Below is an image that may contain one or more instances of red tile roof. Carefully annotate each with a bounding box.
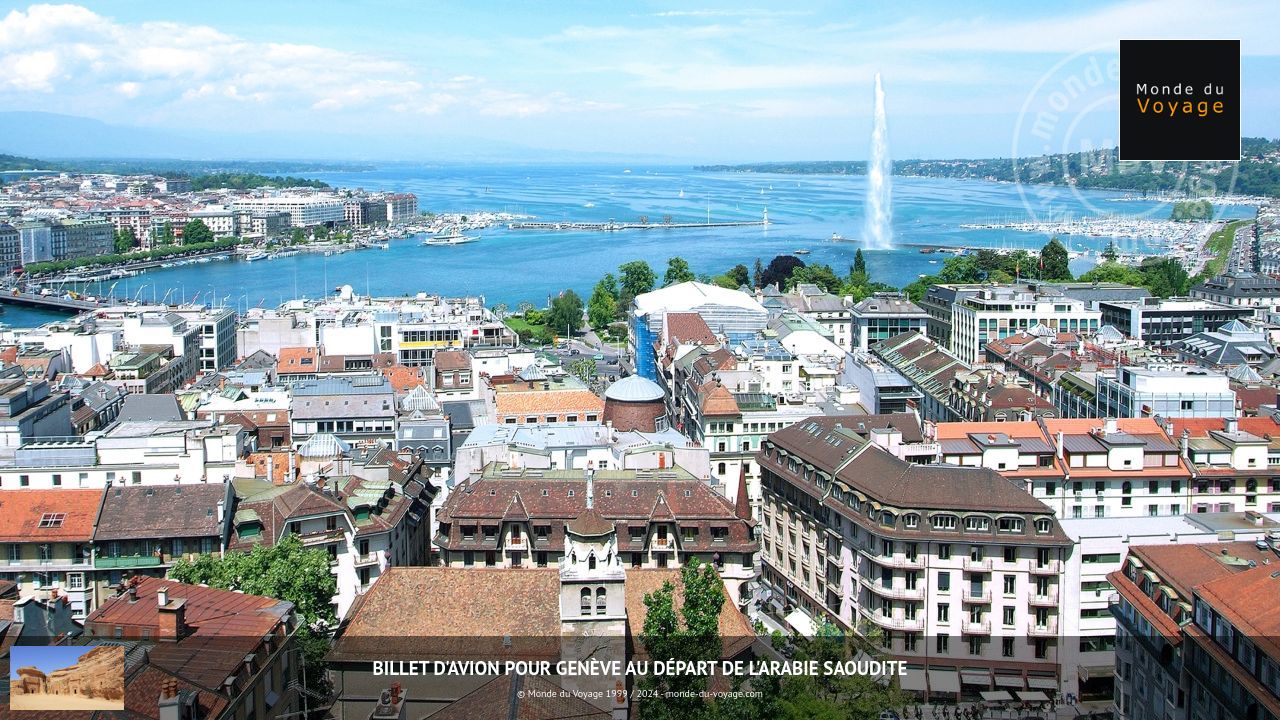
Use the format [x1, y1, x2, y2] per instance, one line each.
[1169, 416, 1280, 438]
[0, 489, 102, 542]
[380, 365, 424, 394]
[433, 350, 472, 371]
[276, 347, 317, 374]
[665, 312, 718, 346]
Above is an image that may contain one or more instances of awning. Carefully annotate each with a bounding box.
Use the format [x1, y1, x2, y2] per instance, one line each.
[994, 674, 1023, 688]
[900, 666, 927, 692]
[961, 669, 990, 685]
[1026, 677, 1058, 690]
[980, 690, 1013, 702]
[928, 669, 961, 694]
[785, 609, 816, 638]
[1018, 690, 1050, 702]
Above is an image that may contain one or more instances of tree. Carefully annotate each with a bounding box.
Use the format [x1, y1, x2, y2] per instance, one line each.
[313, 225, 330, 241]
[664, 257, 696, 287]
[1039, 238, 1072, 281]
[619, 260, 656, 299]
[546, 289, 585, 336]
[758, 255, 806, 290]
[567, 357, 597, 385]
[1102, 240, 1119, 262]
[169, 534, 337, 702]
[637, 559, 724, 720]
[726, 264, 750, 288]
[492, 302, 509, 319]
[853, 249, 867, 276]
[158, 222, 176, 247]
[789, 263, 842, 293]
[588, 276, 619, 329]
[290, 227, 306, 245]
[182, 219, 214, 246]
[1140, 257, 1191, 297]
[752, 258, 764, 288]
[113, 228, 136, 254]
[765, 622, 907, 719]
[1078, 261, 1143, 285]
[516, 301, 535, 316]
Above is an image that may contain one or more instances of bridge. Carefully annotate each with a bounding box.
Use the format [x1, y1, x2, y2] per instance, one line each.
[0, 289, 104, 313]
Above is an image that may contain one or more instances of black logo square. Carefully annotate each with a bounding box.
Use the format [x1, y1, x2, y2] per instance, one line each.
[1119, 39, 1240, 161]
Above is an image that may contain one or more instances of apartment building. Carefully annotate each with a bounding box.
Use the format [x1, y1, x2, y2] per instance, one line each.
[0, 222, 21, 272]
[950, 285, 1101, 364]
[230, 195, 345, 227]
[850, 293, 929, 352]
[289, 376, 397, 446]
[0, 489, 99, 617]
[872, 331, 970, 422]
[1169, 416, 1280, 514]
[433, 464, 759, 605]
[228, 449, 435, 618]
[773, 283, 855, 351]
[0, 365, 74, 462]
[1191, 270, 1280, 317]
[759, 416, 1073, 698]
[1109, 541, 1280, 720]
[384, 193, 419, 223]
[83, 577, 300, 720]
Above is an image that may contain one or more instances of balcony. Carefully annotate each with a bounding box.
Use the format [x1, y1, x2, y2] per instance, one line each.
[1028, 618, 1059, 636]
[5, 558, 93, 570]
[963, 588, 992, 603]
[861, 548, 924, 569]
[651, 537, 675, 552]
[299, 529, 345, 547]
[961, 619, 992, 634]
[95, 555, 164, 569]
[1030, 560, 1062, 575]
[868, 613, 924, 631]
[506, 536, 526, 550]
[1029, 593, 1059, 607]
[963, 557, 993, 571]
[353, 552, 381, 567]
[864, 580, 925, 601]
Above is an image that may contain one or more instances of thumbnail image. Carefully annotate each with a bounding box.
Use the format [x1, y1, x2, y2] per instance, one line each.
[8, 645, 125, 711]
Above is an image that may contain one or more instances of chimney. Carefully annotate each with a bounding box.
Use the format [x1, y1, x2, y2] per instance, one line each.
[216, 498, 225, 524]
[1103, 418, 1118, 435]
[158, 679, 184, 720]
[585, 462, 595, 509]
[370, 683, 408, 720]
[158, 593, 187, 642]
[1180, 429, 1190, 459]
[1055, 431, 1064, 460]
[128, 586, 138, 603]
[1225, 417, 1239, 434]
[157, 586, 168, 607]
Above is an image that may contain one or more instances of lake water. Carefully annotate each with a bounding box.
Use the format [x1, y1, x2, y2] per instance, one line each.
[5, 165, 1254, 327]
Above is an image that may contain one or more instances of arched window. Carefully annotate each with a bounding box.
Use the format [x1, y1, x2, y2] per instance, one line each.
[588, 554, 597, 571]
[1247, 479, 1258, 492]
[1122, 482, 1132, 494]
[596, 588, 607, 615]
[580, 588, 591, 615]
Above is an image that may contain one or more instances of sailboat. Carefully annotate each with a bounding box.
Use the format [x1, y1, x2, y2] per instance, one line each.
[679, 189, 685, 198]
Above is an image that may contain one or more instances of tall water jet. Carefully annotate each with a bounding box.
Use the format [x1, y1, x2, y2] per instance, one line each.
[863, 73, 893, 250]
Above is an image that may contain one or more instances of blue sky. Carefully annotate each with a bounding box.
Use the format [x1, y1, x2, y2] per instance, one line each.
[0, 1, 1277, 161]
[8, 645, 114, 679]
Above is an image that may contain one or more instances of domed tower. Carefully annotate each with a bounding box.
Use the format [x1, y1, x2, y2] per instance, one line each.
[602, 375, 667, 432]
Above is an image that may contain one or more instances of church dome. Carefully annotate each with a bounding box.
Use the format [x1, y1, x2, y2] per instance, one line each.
[604, 375, 664, 403]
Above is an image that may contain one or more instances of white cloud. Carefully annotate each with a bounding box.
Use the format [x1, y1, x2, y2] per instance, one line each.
[0, 50, 60, 91]
[115, 81, 140, 98]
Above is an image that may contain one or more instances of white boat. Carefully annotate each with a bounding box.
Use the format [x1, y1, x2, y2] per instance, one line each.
[583, 202, 596, 208]
[831, 232, 846, 241]
[244, 251, 268, 262]
[794, 249, 811, 255]
[424, 230, 479, 246]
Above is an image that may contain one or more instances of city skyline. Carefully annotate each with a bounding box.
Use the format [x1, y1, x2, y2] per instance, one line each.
[1, 1, 1278, 162]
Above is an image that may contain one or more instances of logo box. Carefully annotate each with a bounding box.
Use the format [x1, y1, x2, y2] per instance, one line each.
[1119, 39, 1240, 161]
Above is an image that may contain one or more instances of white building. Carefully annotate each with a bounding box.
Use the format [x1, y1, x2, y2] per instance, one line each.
[231, 196, 345, 227]
[1094, 365, 1237, 419]
[951, 286, 1101, 363]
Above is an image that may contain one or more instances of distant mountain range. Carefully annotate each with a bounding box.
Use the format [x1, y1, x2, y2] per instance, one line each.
[0, 111, 676, 166]
[696, 138, 1280, 197]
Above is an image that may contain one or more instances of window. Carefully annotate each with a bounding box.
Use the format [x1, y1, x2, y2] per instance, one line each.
[936, 635, 949, 654]
[1002, 637, 1015, 657]
[1003, 607, 1015, 626]
[938, 544, 951, 560]
[996, 517, 1024, 533]
[937, 604, 950, 623]
[1002, 575, 1015, 595]
[937, 571, 950, 592]
[51, 474, 61, 487]
[19, 475, 29, 487]
[37, 513, 65, 529]
[595, 588, 607, 615]
[1003, 546, 1017, 563]
[580, 588, 592, 616]
[485, 551, 496, 567]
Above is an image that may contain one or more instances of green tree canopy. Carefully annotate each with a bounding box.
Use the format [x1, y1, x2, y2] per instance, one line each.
[853, 249, 867, 276]
[638, 559, 725, 720]
[619, 260, 657, 298]
[1039, 238, 1072, 281]
[759, 255, 806, 290]
[725, 264, 750, 288]
[113, 228, 137, 254]
[182, 218, 214, 246]
[546, 289, 585, 336]
[789, 262, 842, 293]
[588, 275, 620, 329]
[664, 257, 696, 286]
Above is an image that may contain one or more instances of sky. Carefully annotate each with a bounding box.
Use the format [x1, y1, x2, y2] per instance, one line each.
[0, 1, 1278, 162]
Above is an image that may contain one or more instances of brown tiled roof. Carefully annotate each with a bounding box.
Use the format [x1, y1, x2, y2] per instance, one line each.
[94, 484, 226, 541]
[665, 312, 718, 346]
[429, 674, 609, 720]
[276, 347, 317, 374]
[495, 390, 604, 418]
[698, 381, 739, 416]
[380, 365, 425, 393]
[566, 507, 613, 536]
[434, 350, 472, 371]
[1170, 416, 1280, 438]
[1129, 542, 1268, 600]
[84, 362, 113, 378]
[0, 489, 101, 542]
[123, 664, 230, 720]
[329, 567, 563, 662]
[1194, 564, 1280, 660]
